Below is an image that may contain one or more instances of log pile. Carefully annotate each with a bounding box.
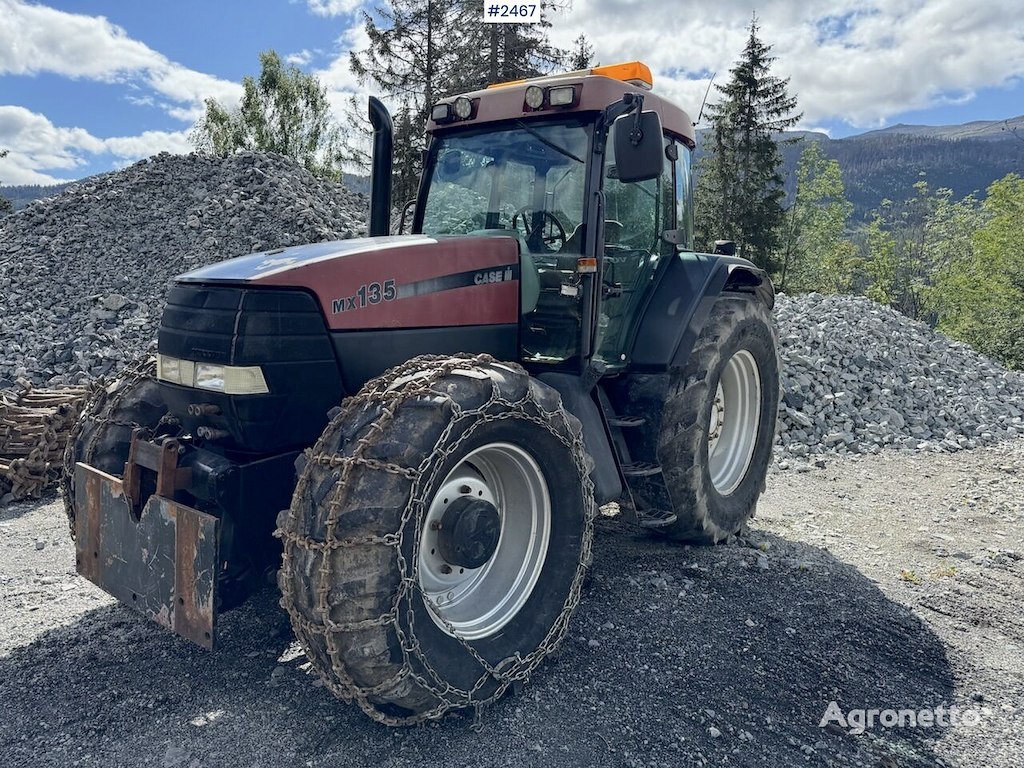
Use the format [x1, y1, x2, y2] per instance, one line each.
[0, 379, 92, 503]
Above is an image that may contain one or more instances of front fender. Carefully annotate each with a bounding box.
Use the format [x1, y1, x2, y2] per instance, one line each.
[627, 252, 773, 372]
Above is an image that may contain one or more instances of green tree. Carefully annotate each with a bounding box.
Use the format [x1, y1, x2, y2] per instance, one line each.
[462, 1, 567, 89]
[694, 17, 801, 270]
[857, 181, 980, 322]
[568, 34, 596, 70]
[777, 141, 854, 293]
[934, 174, 1024, 368]
[351, 0, 470, 204]
[191, 51, 343, 178]
[0, 149, 12, 215]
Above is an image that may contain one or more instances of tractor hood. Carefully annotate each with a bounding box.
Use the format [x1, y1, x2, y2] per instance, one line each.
[177, 234, 522, 330]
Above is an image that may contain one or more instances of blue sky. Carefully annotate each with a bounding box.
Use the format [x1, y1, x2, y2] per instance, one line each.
[2, 0, 1023, 185]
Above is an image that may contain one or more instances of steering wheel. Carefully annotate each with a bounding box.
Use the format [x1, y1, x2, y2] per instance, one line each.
[511, 207, 567, 252]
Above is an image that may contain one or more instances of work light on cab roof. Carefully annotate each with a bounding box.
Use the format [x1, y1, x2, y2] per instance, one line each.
[430, 60, 656, 123]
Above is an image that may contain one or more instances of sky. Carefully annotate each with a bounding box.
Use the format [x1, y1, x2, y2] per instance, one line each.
[1, 0, 1023, 185]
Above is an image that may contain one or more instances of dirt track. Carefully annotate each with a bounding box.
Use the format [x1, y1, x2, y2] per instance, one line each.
[1, 444, 1022, 768]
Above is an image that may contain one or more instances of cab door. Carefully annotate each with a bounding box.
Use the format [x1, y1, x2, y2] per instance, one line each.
[595, 135, 680, 367]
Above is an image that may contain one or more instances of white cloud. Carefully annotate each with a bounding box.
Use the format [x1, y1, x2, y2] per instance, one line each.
[0, 0, 242, 121]
[548, 0, 1024, 129]
[0, 105, 190, 184]
[286, 49, 314, 67]
[304, 0, 363, 17]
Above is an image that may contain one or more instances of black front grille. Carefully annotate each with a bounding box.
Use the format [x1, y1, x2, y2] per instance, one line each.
[157, 284, 343, 455]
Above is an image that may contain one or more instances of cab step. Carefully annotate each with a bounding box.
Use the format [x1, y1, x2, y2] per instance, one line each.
[636, 508, 678, 529]
[621, 462, 662, 477]
[607, 415, 645, 428]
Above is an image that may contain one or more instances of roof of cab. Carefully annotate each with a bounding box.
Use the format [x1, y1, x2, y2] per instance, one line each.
[425, 62, 696, 147]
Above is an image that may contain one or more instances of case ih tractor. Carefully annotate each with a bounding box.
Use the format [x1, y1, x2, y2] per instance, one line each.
[62, 62, 778, 725]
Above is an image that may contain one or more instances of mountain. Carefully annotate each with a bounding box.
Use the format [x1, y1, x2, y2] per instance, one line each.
[0, 182, 75, 212]
[856, 115, 1024, 141]
[697, 116, 1024, 222]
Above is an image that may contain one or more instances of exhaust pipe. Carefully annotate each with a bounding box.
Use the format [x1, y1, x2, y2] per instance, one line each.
[368, 96, 393, 237]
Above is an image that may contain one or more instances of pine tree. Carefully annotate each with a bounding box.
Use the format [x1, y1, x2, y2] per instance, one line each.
[450, 2, 567, 92]
[568, 34, 596, 70]
[694, 17, 801, 270]
[351, 0, 471, 203]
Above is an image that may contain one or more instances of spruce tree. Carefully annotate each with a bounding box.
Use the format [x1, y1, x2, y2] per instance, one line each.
[568, 34, 596, 70]
[695, 17, 801, 270]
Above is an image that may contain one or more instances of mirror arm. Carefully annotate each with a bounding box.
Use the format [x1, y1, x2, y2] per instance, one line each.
[627, 94, 646, 147]
[596, 92, 643, 154]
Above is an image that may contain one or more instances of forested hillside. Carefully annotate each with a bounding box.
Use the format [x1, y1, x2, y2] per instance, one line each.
[695, 119, 1024, 222]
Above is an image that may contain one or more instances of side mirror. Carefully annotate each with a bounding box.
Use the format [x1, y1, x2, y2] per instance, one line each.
[612, 110, 663, 183]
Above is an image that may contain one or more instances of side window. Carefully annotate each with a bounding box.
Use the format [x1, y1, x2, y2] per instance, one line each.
[597, 136, 675, 365]
[674, 142, 694, 249]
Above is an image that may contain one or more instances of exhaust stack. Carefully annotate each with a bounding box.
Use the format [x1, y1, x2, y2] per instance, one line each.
[368, 96, 393, 237]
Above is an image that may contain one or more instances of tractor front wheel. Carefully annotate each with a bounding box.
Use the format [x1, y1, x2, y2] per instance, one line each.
[276, 354, 594, 724]
[658, 295, 779, 542]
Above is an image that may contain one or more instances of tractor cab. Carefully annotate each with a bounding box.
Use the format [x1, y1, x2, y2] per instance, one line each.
[408, 62, 696, 371]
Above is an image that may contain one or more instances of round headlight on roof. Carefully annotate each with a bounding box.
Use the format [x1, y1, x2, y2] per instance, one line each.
[454, 96, 473, 119]
[524, 85, 544, 109]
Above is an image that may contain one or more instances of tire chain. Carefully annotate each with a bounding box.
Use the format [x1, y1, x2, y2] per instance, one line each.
[276, 352, 596, 726]
[60, 356, 180, 538]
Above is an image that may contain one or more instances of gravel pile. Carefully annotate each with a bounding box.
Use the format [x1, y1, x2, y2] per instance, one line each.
[0, 151, 366, 387]
[774, 293, 1024, 466]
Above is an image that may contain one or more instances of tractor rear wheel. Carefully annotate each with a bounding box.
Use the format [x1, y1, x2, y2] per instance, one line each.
[276, 354, 594, 725]
[61, 358, 172, 538]
[658, 295, 779, 542]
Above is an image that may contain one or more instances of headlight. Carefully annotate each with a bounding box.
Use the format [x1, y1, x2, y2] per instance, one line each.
[524, 85, 544, 109]
[431, 102, 452, 122]
[548, 86, 576, 106]
[157, 355, 269, 395]
[453, 96, 473, 119]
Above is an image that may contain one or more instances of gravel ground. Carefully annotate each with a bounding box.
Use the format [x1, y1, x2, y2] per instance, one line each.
[1, 443, 1022, 768]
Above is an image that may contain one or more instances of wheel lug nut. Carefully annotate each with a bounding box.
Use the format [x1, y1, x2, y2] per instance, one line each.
[430, 520, 442, 531]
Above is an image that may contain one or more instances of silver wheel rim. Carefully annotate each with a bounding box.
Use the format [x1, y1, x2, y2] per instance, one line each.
[418, 442, 551, 640]
[707, 349, 762, 495]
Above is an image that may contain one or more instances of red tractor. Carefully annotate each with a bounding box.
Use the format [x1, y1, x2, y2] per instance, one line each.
[63, 61, 778, 725]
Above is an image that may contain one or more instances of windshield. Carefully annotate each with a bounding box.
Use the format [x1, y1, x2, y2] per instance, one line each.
[420, 122, 590, 254]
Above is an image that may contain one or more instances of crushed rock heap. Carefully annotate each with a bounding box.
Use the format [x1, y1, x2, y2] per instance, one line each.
[0, 151, 366, 387]
[773, 293, 1024, 466]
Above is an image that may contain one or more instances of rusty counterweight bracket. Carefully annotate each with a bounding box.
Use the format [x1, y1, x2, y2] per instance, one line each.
[122, 430, 193, 510]
[75, 434, 220, 650]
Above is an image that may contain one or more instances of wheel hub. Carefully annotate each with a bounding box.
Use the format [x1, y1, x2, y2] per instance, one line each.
[436, 497, 501, 569]
[417, 442, 551, 640]
[707, 349, 762, 495]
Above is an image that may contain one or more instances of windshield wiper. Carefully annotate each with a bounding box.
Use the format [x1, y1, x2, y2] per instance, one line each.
[514, 121, 585, 164]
